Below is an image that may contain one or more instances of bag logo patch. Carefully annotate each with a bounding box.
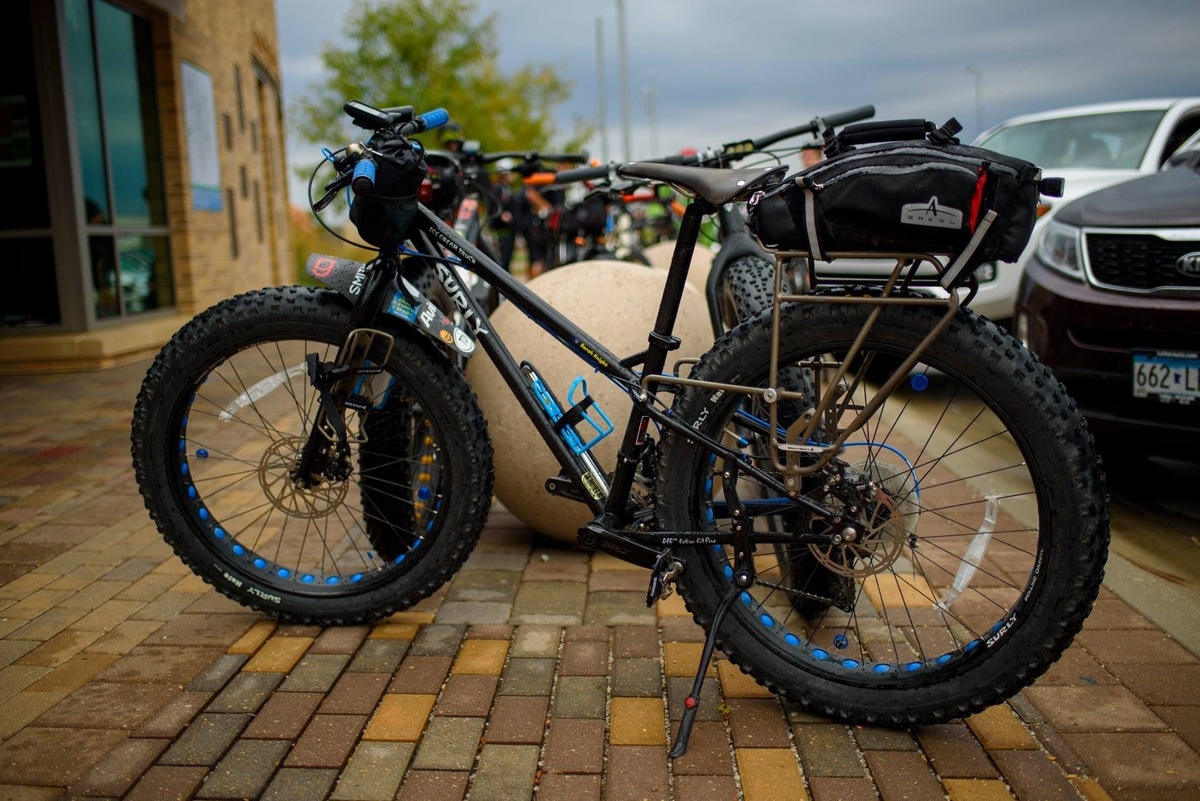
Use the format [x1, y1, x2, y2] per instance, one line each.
[901, 196, 963, 230]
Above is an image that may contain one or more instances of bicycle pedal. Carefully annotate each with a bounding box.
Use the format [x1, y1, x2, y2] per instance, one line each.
[645, 550, 683, 607]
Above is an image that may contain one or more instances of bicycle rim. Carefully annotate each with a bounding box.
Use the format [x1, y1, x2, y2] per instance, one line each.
[171, 334, 447, 595]
[688, 334, 1055, 688]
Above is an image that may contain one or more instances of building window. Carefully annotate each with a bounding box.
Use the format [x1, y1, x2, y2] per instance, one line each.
[234, 64, 244, 132]
[1, 1, 58, 326]
[226, 188, 238, 259]
[66, 0, 171, 320]
[253, 180, 263, 243]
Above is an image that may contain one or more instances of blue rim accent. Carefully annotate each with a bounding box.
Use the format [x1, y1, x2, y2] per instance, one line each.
[705, 482, 976, 680]
[179, 388, 445, 591]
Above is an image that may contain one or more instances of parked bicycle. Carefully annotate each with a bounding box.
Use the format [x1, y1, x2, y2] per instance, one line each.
[370, 139, 588, 312]
[551, 105, 878, 336]
[131, 100, 1109, 756]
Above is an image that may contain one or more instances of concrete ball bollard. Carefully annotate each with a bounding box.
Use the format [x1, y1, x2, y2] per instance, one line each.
[464, 259, 715, 542]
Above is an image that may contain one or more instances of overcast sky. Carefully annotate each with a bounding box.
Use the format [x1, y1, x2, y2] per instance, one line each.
[278, 0, 1200, 204]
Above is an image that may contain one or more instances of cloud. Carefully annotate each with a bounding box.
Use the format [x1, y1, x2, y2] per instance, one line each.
[277, 0, 1200, 202]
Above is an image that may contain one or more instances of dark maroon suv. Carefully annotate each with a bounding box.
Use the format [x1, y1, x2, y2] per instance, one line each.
[1014, 133, 1200, 457]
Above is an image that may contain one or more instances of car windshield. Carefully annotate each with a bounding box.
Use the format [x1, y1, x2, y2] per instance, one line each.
[976, 110, 1166, 170]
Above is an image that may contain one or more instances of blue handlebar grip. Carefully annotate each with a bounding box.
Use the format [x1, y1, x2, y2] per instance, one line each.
[418, 108, 450, 131]
[351, 158, 376, 197]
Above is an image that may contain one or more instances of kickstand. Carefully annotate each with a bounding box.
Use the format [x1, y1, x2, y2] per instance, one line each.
[670, 455, 756, 758]
[669, 579, 742, 757]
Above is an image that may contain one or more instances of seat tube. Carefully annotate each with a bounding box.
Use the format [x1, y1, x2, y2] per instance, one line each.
[603, 200, 714, 520]
[642, 200, 713, 380]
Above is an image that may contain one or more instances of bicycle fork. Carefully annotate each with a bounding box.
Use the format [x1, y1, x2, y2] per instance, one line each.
[291, 258, 402, 488]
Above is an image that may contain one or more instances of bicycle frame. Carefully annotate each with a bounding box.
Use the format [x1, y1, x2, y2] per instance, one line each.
[351, 201, 842, 563]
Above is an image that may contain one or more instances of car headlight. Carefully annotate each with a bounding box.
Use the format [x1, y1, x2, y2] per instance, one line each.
[1036, 220, 1083, 279]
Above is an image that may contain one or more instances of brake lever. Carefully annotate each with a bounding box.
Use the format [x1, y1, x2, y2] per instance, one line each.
[314, 174, 351, 212]
[583, 178, 645, 203]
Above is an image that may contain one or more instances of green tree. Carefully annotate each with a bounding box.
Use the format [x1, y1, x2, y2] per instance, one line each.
[294, 0, 581, 153]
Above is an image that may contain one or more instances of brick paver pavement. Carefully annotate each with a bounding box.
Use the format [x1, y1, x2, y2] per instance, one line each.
[1, 361, 1198, 800]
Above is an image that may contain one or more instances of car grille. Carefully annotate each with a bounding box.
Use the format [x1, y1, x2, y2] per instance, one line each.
[1070, 326, 1200, 353]
[1058, 372, 1200, 433]
[1085, 232, 1200, 293]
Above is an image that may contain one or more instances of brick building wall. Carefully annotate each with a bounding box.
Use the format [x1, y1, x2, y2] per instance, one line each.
[157, 0, 289, 315]
[0, 0, 290, 373]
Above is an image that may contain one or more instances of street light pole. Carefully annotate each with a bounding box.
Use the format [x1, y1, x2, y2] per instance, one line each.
[966, 66, 984, 135]
[596, 17, 609, 163]
[616, 0, 632, 162]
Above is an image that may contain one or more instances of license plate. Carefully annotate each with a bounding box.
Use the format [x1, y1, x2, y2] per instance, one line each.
[1132, 350, 1200, 403]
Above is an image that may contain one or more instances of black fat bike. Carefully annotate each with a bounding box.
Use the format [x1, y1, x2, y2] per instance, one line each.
[131, 101, 1109, 754]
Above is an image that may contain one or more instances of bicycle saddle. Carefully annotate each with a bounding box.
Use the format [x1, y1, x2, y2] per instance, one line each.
[617, 163, 789, 206]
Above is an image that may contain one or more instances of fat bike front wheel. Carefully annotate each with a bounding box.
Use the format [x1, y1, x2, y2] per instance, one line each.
[131, 287, 493, 624]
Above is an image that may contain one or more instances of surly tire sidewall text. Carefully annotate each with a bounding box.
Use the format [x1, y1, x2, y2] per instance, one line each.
[131, 287, 493, 625]
[656, 302, 1109, 725]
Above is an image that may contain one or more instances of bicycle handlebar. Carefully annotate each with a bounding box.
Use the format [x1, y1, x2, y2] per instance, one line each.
[554, 164, 614, 184]
[552, 104, 877, 186]
[411, 108, 450, 133]
[653, 153, 702, 166]
[750, 104, 876, 151]
[312, 103, 450, 211]
[816, 104, 878, 132]
[480, 151, 589, 166]
[342, 101, 449, 136]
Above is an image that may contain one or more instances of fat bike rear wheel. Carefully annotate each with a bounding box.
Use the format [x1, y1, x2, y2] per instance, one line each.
[655, 301, 1109, 725]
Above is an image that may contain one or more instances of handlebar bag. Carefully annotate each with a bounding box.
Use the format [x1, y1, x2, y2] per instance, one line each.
[748, 134, 1056, 279]
[350, 131, 427, 251]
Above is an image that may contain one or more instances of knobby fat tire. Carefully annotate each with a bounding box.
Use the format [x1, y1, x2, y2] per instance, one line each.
[719, 254, 782, 330]
[655, 302, 1109, 725]
[131, 287, 494, 625]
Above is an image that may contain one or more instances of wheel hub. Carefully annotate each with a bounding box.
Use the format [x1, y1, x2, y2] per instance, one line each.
[808, 461, 917, 578]
[260, 436, 348, 518]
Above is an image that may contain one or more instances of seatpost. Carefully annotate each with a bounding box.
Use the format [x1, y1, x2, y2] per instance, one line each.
[602, 200, 713, 521]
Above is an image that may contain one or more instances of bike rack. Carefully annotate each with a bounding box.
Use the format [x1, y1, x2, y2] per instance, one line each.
[644, 250, 962, 494]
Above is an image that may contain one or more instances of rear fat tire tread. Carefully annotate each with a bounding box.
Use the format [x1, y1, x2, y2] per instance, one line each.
[131, 286, 494, 625]
[657, 302, 1109, 726]
[720, 255, 783, 329]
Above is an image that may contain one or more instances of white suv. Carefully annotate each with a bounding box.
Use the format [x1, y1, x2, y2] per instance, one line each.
[812, 99, 1200, 325]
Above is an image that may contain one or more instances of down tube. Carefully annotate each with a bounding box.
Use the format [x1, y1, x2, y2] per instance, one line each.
[411, 207, 634, 380]
[407, 207, 639, 514]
